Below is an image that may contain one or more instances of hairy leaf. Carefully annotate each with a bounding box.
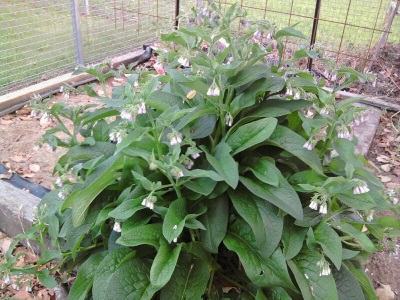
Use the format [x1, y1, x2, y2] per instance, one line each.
[150, 239, 183, 289]
[199, 195, 229, 253]
[229, 188, 283, 257]
[160, 253, 209, 300]
[226, 118, 277, 155]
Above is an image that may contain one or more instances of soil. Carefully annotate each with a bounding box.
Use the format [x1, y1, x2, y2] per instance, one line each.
[1, 48, 400, 298]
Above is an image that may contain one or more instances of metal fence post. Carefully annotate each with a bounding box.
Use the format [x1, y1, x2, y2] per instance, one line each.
[70, 0, 85, 65]
[307, 0, 322, 71]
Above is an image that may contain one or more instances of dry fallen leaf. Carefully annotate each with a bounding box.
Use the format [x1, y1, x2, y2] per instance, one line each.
[29, 164, 41, 173]
[10, 155, 29, 163]
[0, 172, 13, 180]
[0, 119, 14, 125]
[376, 284, 395, 300]
[21, 173, 36, 178]
[0, 237, 14, 253]
[12, 290, 34, 300]
[376, 155, 391, 163]
[381, 164, 391, 172]
[379, 175, 392, 183]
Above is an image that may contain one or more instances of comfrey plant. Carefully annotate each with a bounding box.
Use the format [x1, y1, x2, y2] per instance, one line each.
[3, 3, 400, 299]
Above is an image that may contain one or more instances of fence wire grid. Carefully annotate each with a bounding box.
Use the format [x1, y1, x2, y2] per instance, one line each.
[0, 0, 399, 95]
[217, 0, 399, 70]
[0, 0, 176, 95]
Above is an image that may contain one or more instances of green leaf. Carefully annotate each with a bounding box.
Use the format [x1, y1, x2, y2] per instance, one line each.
[332, 265, 365, 300]
[163, 198, 187, 243]
[160, 253, 209, 300]
[199, 195, 229, 253]
[183, 177, 217, 196]
[57, 142, 116, 167]
[248, 99, 311, 119]
[223, 220, 298, 292]
[108, 197, 145, 220]
[201, 142, 239, 188]
[243, 157, 280, 186]
[275, 24, 307, 39]
[229, 188, 283, 257]
[37, 269, 57, 289]
[282, 219, 308, 260]
[61, 153, 124, 227]
[175, 105, 218, 131]
[240, 175, 303, 220]
[291, 247, 339, 300]
[267, 125, 323, 174]
[37, 250, 62, 265]
[69, 251, 107, 300]
[330, 222, 375, 253]
[227, 64, 270, 88]
[226, 118, 277, 155]
[314, 223, 342, 270]
[117, 224, 163, 247]
[106, 258, 158, 300]
[150, 239, 183, 289]
[337, 192, 376, 210]
[147, 91, 183, 111]
[345, 263, 378, 300]
[93, 248, 133, 300]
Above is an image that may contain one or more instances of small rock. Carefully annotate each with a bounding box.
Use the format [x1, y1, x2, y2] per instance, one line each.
[376, 284, 395, 300]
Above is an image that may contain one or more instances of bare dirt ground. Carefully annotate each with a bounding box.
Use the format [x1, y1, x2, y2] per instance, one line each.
[0, 47, 400, 298]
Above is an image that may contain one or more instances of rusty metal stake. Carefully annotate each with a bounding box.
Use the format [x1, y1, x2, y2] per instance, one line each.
[307, 0, 322, 71]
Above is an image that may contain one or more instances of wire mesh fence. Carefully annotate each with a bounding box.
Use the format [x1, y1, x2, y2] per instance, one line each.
[0, 0, 176, 95]
[217, 0, 399, 70]
[1, 0, 399, 96]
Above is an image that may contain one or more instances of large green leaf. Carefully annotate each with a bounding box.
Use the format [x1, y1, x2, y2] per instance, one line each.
[199, 195, 229, 253]
[201, 142, 239, 188]
[291, 247, 339, 300]
[160, 253, 210, 300]
[332, 265, 365, 300]
[223, 220, 298, 292]
[226, 118, 277, 155]
[229, 188, 283, 257]
[267, 125, 323, 173]
[57, 142, 116, 167]
[330, 222, 375, 253]
[69, 251, 108, 300]
[282, 219, 307, 260]
[314, 223, 342, 270]
[243, 157, 280, 187]
[93, 248, 133, 300]
[150, 239, 183, 289]
[345, 263, 378, 300]
[227, 64, 270, 87]
[106, 258, 158, 300]
[248, 99, 311, 119]
[275, 25, 307, 39]
[240, 175, 303, 220]
[61, 153, 124, 227]
[117, 224, 163, 247]
[108, 197, 145, 220]
[163, 198, 187, 243]
[337, 192, 376, 210]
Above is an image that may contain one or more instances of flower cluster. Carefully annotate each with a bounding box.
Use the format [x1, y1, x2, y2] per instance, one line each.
[207, 80, 220, 96]
[353, 180, 369, 194]
[309, 192, 329, 214]
[316, 256, 331, 276]
[337, 125, 352, 139]
[303, 138, 317, 151]
[168, 131, 183, 145]
[141, 195, 157, 210]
